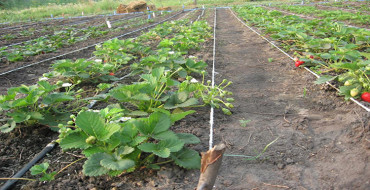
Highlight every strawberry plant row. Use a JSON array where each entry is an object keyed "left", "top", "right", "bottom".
[
  {"left": 274, "top": 4, "right": 369, "bottom": 26},
  {"left": 325, "top": 1, "right": 370, "bottom": 12},
  {"left": 234, "top": 6, "right": 370, "bottom": 102},
  {"left": 0, "top": 15, "right": 157, "bottom": 63},
  {"left": 1, "top": 11, "right": 234, "bottom": 180},
  {"left": 0, "top": 14, "right": 145, "bottom": 47}
]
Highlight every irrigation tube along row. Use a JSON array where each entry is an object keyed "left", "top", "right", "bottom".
[
  {"left": 2, "top": 15, "right": 143, "bottom": 47},
  {"left": 0, "top": 11, "right": 185, "bottom": 77},
  {"left": 0, "top": 10, "right": 204, "bottom": 190},
  {"left": 228, "top": 8, "right": 370, "bottom": 112},
  {"left": 0, "top": 11, "right": 142, "bottom": 32},
  {"left": 0, "top": 14, "right": 146, "bottom": 61},
  {"left": 2, "top": 13, "right": 146, "bottom": 49}
]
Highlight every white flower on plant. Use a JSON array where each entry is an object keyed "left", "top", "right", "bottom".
[
  {"left": 118, "top": 117, "right": 131, "bottom": 122},
  {"left": 39, "top": 77, "right": 48, "bottom": 81},
  {"left": 87, "top": 109, "right": 100, "bottom": 113},
  {"left": 38, "top": 103, "right": 48, "bottom": 108},
  {"left": 95, "top": 59, "right": 102, "bottom": 63},
  {"left": 190, "top": 78, "right": 198, "bottom": 83},
  {"left": 110, "top": 117, "right": 132, "bottom": 123},
  {"left": 189, "top": 56, "right": 196, "bottom": 59},
  {"left": 168, "top": 51, "right": 175, "bottom": 55},
  {"left": 62, "top": 83, "right": 72, "bottom": 87}
]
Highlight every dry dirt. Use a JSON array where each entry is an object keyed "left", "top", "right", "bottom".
[{"left": 0, "top": 8, "right": 369, "bottom": 190}]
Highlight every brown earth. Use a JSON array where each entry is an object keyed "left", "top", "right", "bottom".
[{"left": 0, "top": 8, "right": 369, "bottom": 190}]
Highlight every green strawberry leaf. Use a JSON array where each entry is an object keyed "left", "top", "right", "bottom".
[
  {"left": 100, "top": 157, "right": 135, "bottom": 171},
  {"left": 170, "top": 148, "right": 201, "bottom": 169},
  {"left": 59, "top": 131, "right": 90, "bottom": 150},
  {"left": 176, "top": 133, "right": 200, "bottom": 144},
  {"left": 83, "top": 153, "right": 110, "bottom": 176}
]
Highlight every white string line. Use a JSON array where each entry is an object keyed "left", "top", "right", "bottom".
[
  {"left": 0, "top": 11, "right": 183, "bottom": 77},
  {"left": 209, "top": 8, "right": 217, "bottom": 150},
  {"left": 2, "top": 14, "right": 145, "bottom": 49},
  {"left": 229, "top": 8, "right": 370, "bottom": 112},
  {"left": 86, "top": 10, "right": 198, "bottom": 62},
  {"left": 178, "top": 10, "right": 194, "bottom": 20},
  {"left": 195, "top": 8, "right": 205, "bottom": 22},
  {"left": 0, "top": 11, "right": 141, "bottom": 31}
]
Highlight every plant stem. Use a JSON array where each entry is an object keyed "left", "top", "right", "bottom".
[
  {"left": 0, "top": 178, "right": 36, "bottom": 181},
  {"left": 56, "top": 157, "right": 85, "bottom": 176}
]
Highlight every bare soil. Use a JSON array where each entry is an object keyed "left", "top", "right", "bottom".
[{"left": 0, "top": 8, "right": 369, "bottom": 190}]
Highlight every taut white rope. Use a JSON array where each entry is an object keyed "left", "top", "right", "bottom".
[{"left": 209, "top": 8, "right": 217, "bottom": 150}]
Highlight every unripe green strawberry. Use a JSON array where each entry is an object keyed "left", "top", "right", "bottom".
[
  {"left": 344, "top": 80, "right": 352, "bottom": 86},
  {"left": 226, "top": 98, "right": 235, "bottom": 102},
  {"left": 350, "top": 88, "right": 359, "bottom": 97},
  {"left": 225, "top": 103, "right": 234, "bottom": 108},
  {"left": 85, "top": 136, "right": 96, "bottom": 144},
  {"left": 222, "top": 108, "right": 232, "bottom": 115}
]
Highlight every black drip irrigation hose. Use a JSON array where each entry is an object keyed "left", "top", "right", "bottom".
[
  {"left": 0, "top": 142, "right": 56, "bottom": 190},
  {"left": 2, "top": 13, "right": 145, "bottom": 49},
  {"left": 0, "top": 9, "right": 199, "bottom": 189},
  {"left": 0, "top": 12, "right": 116, "bottom": 32},
  {"left": 0, "top": 11, "right": 184, "bottom": 77}
]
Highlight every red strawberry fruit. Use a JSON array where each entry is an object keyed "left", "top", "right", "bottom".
[
  {"left": 295, "top": 60, "right": 304, "bottom": 67},
  {"left": 361, "top": 92, "right": 370, "bottom": 102},
  {"left": 109, "top": 72, "right": 114, "bottom": 76}
]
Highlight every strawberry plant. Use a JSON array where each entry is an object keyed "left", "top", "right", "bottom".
[
  {"left": 58, "top": 110, "right": 200, "bottom": 176},
  {"left": 50, "top": 57, "right": 133, "bottom": 84},
  {"left": 0, "top": 80, "right": 80, "bottom": 132},
  {"left": 275, "top": 5, "right": 370, "bottom": 25}
]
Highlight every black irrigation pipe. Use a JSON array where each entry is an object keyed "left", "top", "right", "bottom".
[
  {"left": 0, "top": 11, "right": 184, "bottom": 77},
  {"left": 0, "top": 12, "right": 119, "bottom": 32},
  {"left": 1, "top": 13, "right": 146, "bottom": 49},
  {"left": 0, "top": 11, "right": 143, "bottom": 29},
  {"left": 0, "top": 9, "right": 201, "bottom": 190},
  {"left": 0, "top": 142, "right": 56, "bottom": 190}
]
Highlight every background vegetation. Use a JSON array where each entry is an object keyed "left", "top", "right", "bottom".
[{"left": 0, "top": 0, "right": 334, "bottom": 23}]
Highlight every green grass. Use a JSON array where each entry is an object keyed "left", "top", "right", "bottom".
[{"left": 0, "top": 0, "right": 125, "bottom": 23}]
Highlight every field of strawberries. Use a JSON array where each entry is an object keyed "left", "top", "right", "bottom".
[{"left": 0, "top": 1, "right": 369, "bottom": 189}]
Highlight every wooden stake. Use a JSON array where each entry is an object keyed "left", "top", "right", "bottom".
[{"left": 196, "top": 143, "right": 226, "bottom": 190}]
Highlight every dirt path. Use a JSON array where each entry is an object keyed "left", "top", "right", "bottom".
[{"left": 210, "top": 8, "right": 369, "bottom": 189}]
